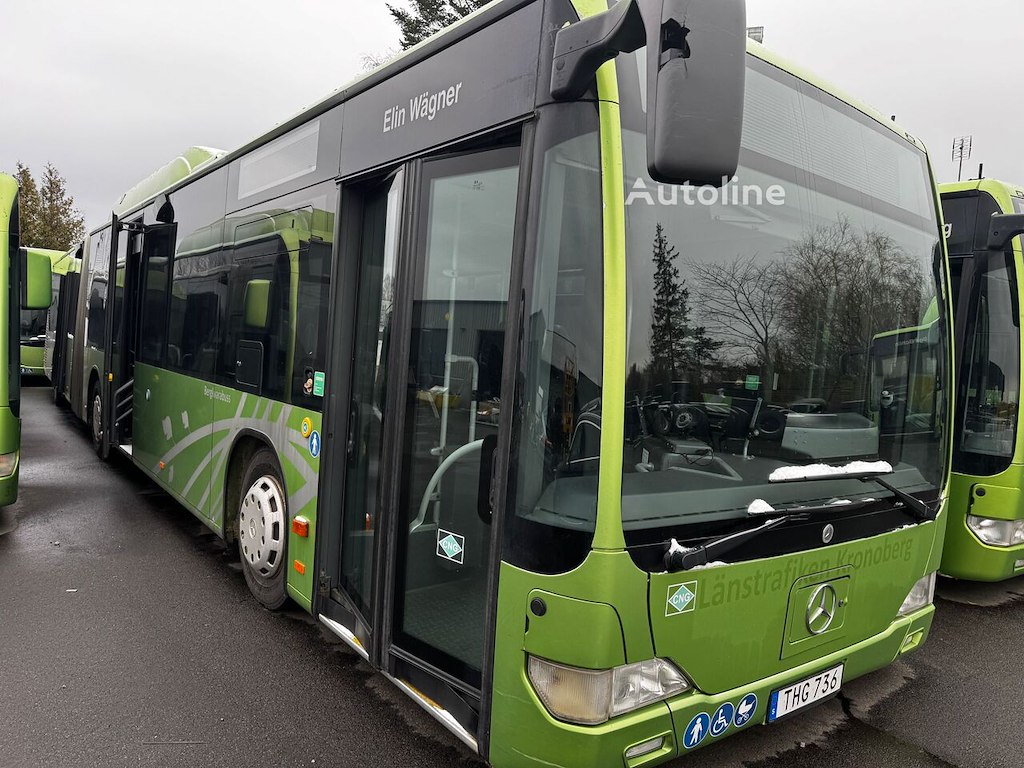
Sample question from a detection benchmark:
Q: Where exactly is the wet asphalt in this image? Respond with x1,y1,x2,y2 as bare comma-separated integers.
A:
2,384,1023,768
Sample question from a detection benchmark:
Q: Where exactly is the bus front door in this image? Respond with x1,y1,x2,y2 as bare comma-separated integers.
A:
320,142,523,751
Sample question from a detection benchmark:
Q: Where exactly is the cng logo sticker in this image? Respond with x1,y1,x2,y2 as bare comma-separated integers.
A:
436,528,465,564
666,581,698,616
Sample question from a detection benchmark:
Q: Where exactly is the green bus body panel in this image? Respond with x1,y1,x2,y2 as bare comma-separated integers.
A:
489,543,937,768
0,176,19,505
938,179,1024,580
0,174,16,410
132,363,321,608
0,406,19,507
943,471,1024,581
647,525,935,692
21,346,44,374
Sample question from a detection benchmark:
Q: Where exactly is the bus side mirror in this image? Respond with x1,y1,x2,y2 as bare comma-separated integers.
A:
640,0,746,185
987,213,1024,251
244,279,271,329
21,248,53,310
550,0,746,187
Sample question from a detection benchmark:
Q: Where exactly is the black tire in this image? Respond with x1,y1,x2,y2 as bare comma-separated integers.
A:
237,447,289,610
88,381,104,457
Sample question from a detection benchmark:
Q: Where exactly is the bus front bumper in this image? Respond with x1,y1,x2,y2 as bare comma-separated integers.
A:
497,607,933,768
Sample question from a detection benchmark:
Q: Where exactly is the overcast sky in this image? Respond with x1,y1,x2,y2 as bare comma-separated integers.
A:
3,0,1021,228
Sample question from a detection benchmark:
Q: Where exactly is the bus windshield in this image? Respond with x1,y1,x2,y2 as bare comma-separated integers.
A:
21,308,47,346
616,52,946,553
943,191,1022,477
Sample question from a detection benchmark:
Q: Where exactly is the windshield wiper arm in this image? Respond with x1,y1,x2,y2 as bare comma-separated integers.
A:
769,468,935,522
863,476,935,522
664,517,789,572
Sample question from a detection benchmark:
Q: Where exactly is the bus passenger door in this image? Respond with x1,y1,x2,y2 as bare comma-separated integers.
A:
386,145,521,745
319,143,522,750
133,224,176,473
319,142,522,749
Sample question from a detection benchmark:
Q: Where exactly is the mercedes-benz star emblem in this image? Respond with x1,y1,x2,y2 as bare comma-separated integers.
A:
806,584,838,635
822,523,835,544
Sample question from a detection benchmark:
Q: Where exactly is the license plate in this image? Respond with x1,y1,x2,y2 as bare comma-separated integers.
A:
768,664,843,722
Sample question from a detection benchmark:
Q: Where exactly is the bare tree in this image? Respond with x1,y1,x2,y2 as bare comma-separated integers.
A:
687,253,784,398
776,215,924,402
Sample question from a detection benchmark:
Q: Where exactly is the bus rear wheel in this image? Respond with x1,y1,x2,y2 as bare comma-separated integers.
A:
237,448,288,610
89,383,103,457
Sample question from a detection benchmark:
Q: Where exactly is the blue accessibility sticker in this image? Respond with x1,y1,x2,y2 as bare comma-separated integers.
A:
710,702,734,737
734,693,758,727
683,712,710,749
308,430,321,458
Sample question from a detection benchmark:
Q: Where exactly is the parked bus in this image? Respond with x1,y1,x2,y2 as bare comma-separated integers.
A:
20,247,73,377
0,174,53,507
939,179,1024,580
60,1,951,764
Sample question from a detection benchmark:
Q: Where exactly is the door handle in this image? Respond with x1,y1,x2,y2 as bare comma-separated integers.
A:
477,434,498,525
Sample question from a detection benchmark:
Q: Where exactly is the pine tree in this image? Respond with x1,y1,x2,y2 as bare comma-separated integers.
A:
649,223,720,379
37,163,85,250
387,0,491,49
10,163,85,251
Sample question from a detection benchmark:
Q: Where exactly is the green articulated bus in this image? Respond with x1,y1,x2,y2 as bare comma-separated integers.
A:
59,1,953,764
0,174,53,507
20,247,73,377
939,179,1024,580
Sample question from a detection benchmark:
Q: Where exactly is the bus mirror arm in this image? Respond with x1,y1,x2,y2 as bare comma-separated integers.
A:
549,0,645,101
550,0,746,187
986,213,1024,251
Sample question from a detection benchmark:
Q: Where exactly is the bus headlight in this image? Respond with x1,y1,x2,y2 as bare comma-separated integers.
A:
967,515,1024,547
0,451,17,477
527,656,690,725
898,572,936,616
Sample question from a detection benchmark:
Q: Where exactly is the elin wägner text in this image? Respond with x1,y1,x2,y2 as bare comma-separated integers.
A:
383,82,464,133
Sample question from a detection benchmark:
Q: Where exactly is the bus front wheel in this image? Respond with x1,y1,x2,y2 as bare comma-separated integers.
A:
237,448,288,610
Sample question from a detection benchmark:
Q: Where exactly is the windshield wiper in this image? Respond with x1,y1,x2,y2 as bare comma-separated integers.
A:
664,517,789,572
770,468,936,522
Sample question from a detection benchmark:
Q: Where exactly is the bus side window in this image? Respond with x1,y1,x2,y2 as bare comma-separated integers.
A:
225,240,290,399
292,239,331,402
167,250,229,378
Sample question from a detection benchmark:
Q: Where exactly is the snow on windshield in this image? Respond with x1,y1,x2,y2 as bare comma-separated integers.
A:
768,460,893,483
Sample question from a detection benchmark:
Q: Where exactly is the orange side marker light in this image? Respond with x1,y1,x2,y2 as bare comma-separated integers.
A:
293,560,306,575
291,516,310,537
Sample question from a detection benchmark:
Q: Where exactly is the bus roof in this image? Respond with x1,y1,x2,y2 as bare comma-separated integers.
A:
114,146,226,217
939,178,1024,202
747,41,929,154
92,0,934,231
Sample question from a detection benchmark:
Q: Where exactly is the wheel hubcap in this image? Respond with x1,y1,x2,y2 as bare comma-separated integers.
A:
92,395,102,442
238,475,285,578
